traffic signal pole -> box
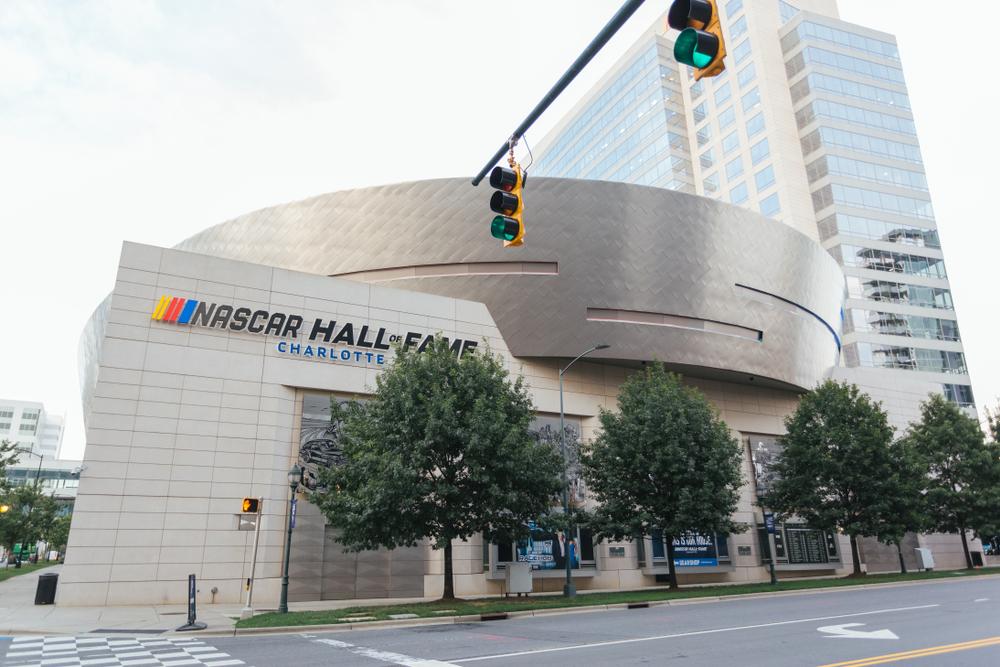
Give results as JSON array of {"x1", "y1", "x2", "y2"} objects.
[{"x1": 471, "y1": 0, "x2": 647, "y2": 186}]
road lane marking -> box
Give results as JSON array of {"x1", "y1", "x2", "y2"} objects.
[
  {"x1": 974, "y1": 598, "x2": 988, "y2": 602},
  {"x1": 314, "y1": 637, "x2": 460, "y2": 666},
  {"x1": 451, "y1": 604, "x2": 939, "y2": 662},
  {"x1": 817, "y1": 623, "x2": 898, "y2": 640},
  {"x1": 817, "y1": 635, "x2": 1000, "y2": 666}
]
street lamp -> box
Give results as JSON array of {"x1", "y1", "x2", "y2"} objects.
[
  {"x1": 559, "y1": 343, "x2": 610, "y2": 597},
  {"x1": 14, "y1": 448, "x2": 44, "y2": 563},
  {"x1": 278, "y1": 464, "x2": 303, "y2": 613}
]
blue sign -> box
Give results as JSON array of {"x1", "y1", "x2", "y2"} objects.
[
  {"x1": 290, "y1": 498, "x2": 298, "y2": 529},
  {"x1": 764, "y1": 512, "x2": 776, "y2": 534}
]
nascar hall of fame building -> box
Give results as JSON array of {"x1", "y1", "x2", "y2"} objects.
[{"x1": 66, "y1": 178, "x2": 979, "y2": 607}]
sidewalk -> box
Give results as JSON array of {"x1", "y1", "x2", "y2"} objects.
[{"x1": 0, "y1": 566, "x2": 431, "y2": 637}]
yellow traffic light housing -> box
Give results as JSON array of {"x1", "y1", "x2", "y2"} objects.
[
  {"x1": 241, "y1": 497, "x2": 261, "y2": 513},
  {"x1": 668, "y1": 0, "x2": 727, "y2": 80},
  {"x1": 489, "y1": 164, "x2": 525, "y2": 247}
]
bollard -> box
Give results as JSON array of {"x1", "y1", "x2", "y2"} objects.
[{"x1": 176, "y1": 573, "x2": 207, "y2": 631}]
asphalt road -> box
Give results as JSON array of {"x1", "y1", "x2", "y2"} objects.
[{"x1": 3, "y1": 576, "x2": 999, "y2": 666}]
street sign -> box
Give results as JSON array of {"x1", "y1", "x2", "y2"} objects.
[
  {"x1": 764, "y1": 512, "x2": 776, "y2": 534},
  {"x1": 290, "y1": 498, "x2": 298, "y2": 529}
]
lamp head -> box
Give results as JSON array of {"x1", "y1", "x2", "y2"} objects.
[
  {"x1": 288, "y1": 464, "x2": 303, "y2": 490},
  {"x1": 595, "y1": 344, "x2": 611, "y2": 351}
]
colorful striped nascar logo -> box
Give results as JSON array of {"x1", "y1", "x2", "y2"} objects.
[{"x1": 151, "y1": 295, "x2": 200, "y2": 324}]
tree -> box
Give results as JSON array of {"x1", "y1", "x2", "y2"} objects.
[
  {"x1": 904, "y1": 394, "x2": 1000, "y2": 569},
  {"x1": 766, "y1": 380, "x2": 896, "y2": 577},
  {"x1": 45, "y1": 513, "x2": 73, "y2": 557},
  {"x1": 582, "y1": 363, "x2": 744, "y2": 590},
  {"x1": 311, "y1": 338, "x2": 564, "y2": 599},
  {"x1": 875, "y1": 438, "x2": 927, "y2": 574},
  {"x1": 0, "y1": 439, "x2": 18, "y2": 489},
  {"x1": 0, "y1": 482, "x2": 59, "y2": 558}
]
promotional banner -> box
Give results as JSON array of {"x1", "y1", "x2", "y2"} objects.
[{"x1": 516, "y1": 528, "x2": 581, "y2": 570}]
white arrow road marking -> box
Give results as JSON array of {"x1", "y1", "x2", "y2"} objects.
[
  {"x1": 314, "y1": 637, "x2": 460, "y2": 666},
  {"x1": 818, "y1": 623, "x2": 899, "y2": 640}
]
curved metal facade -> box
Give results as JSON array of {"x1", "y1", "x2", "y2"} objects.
[{"x1": 176, "y1": 178, "x2": 844, "y2": 390}]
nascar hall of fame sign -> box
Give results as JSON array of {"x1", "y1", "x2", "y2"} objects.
[{"x1": 150, "y1": 294, "x2": 479, "y2": 366}]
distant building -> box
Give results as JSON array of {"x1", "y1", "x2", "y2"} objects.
[
  {"x1": 0, "y1": 399, "x2": 66, "y2": 459},
  {"x1": 5, "y1": 457, "x2": 82, "y2": 504},
  {"x1": 532, "y1": 0, "x2": 974, "y2": 431}
]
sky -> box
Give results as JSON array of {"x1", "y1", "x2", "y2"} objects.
[{"x1": 1, "y1": 0, "x2": 997, "y2": 460}]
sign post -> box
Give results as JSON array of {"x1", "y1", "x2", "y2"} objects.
[
  {"x1": 764, "y1": 512, "x2": 778, "y2": 585},
  {"x1": 176, "y1": 574, "x2": 207, "y2": 631},
  {"x1": 240, "y1": 497, "x2": 263, "y2": 620}
]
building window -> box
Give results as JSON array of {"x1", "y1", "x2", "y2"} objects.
[
  {"x1": 690, "y1": 79, "x2": 704, "y2": 100},
  {"x1": 693, "y1": 101, "x2": 708, "y2": 124},
  {"x1": 726, "y1": 156, "x2": 744, "y2": 181},
  {"x1": 817, "y1": 214, "x2": 940, "y2": 248},
  {"x1": 726, "y1": 0, "x2": 743, "y2": 18},
  {"x1": 697, "y1": 124, "x2": 712, "y2": 147},
  {"x1": 0, "y1": 422, "x2": 10, "y2": 432},
  {"x1": 741, "y1": 87, "x2": 761, "y2": 112},
  {"x1": 846, "y1": 276, "x2": 954, "y2": 310},
  {"x1": 700, "y1": 148, "x2": 715, "y2": 169},
  {"x1": 714, "y1": 81, "x2": 732, "y2": 106},
  {"x1": 0, "y1": 409, "x2": 13, "y2": 419},
  {"x1": 738, "y1": 62, "x2": 756, "y2": 89},
  {"x1": 834, "y1": 244, "x2": 947, "y2": 279},
  {"x1": 755, "y1": 165, "x2": 776, "y2": 192},
  {"x1": 760, "y1": 193, "x2": 781, "y2": 217},
  {"x1": 19, "y1": 423, "x2": 37, "y2": 434},
  {"x1": 703, "y1": 172, "x2": 720, "y2": 194},
  {"x1": 750, "y1": 138, "x2": 769, "y2": 166},
  {"x1": 846, "y1": 343, "x2": 967, "y2": 374},
  {"x1": 746, "y1": 112, "x2": 765, "y2": 138},
  {"x1": 730, "y1": 182, "x2": 749, "y2": 204},
  {"x1": 722, "y1": 130, "x2": 739, "y2": 155},
  {"x1": 943, "y1": 384, "x2": 975, "y2": 408},
  {"x1": 730, "y1": 16, "x2": 748, "y2": 40},
  {"x1": 779, "y1": 0, "x2": 799, "y2": 24},
  {"x1": 733, "y1": 39, "x2": 752, "y2": 65},
  {"x1": 718, "y1": 106, "x2": 736, "y2": 130}
]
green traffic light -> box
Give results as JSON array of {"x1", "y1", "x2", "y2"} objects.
[
  {"x1": 674, "y1": 28, "x2": 717, "y2": 68},
  {"x1": 491, "y1": 215, "x2": 520, "y2": 241}
]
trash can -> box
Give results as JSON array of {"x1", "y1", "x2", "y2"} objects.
[{"x1": 34, "y1": 572, "x2": 58, "y2": 605}]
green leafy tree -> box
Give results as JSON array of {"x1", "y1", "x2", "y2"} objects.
[
  {"x1": 876, "y1": 438, "x2": 927, "y2": 573},
  {"x1": 0, "y1": 482, "x2": 59, "y2": 558},
  {"x1": 582, "y1": 363, "x2": 744, "y2": 590},
  {"x1": 904, "y1": 394, "x2": 1000, "y2": 568},
  {"x1": 766, "y1": 380, "x2": 895, "y2": 577},
  {"x1": 0, "y1": 439, "x2": 18, "y2": 489},
  {"x1": 45, "y1": 513, "x2": 73, "y2": 557},
  {"x1": 312, "y1": 338, "x2": 564, "y2": 599}
]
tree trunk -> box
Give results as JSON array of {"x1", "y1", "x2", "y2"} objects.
[
  {"x1": 849, "y1": 534, "x2": 864, "y2": 577},
  {"x1": 897, "y1": 543, "x2": 907, "y2": 574},
  {"x1": 959, "y1": 526, "x2": 973, "y2": 570},
  {"x1": 442, "y1": 539, "x2": 455, "y2": 600},
  {"x1": 664, "y1": 534, "x2": 679, "y2": 590}
]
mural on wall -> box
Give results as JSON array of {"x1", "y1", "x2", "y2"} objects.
[
  {"x1": 748, "y1": 434, "x2": 784, "y2": 499},
  {"x1": 297, "y1": 393, "x2": 358, "y2": 491},
  {"x1": 529, "y1": 415, "x2": 584, "y2": 505}
]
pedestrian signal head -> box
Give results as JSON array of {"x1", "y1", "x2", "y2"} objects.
[{"x1": 241, "y1": 498, "x2": 260, "y2": 513}]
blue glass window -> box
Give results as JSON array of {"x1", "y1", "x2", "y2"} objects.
[
  {"x1": 715, "y1": 82, "x2": 732, "y2": 106},
  {"x1": 750, "y1": 138, "x2": 769, "y2": 165},
  {"x1": 722, "y1": 130, "x2": 740, "y2": 155},
  {"x1": 742, "y1": 87, "x2": 761, "y2": 112},
  {"x1": 760, "y1": 193, "x2": 781, "y2": 217},
  {"x1": 726, "y1": 156, "x2": 744, "y2": 180},
  {"x1": 755, "y1": 165, "x2": 776, "y2": 191},
  {"x1": 718, "y1": 106, "x2": 736, "y2": 130},
  {"x1": 730, "y1": 182, "x2": 749, "y2": 204},
  {"x1": 703, "y1": 172, "x2": 720, "y2": 194},
  {"x1": 746, "y1": 112, "x2": 765, "y2": 138},
  {"x1": 726, "y1": 0, "x2": 743, "y2": 17},
  {"x1": 738, "y1": 63, "x2": 756, "y2": 89},
  {"x1": 733, "y1": 39, "x2": 752, "y2": 64}
]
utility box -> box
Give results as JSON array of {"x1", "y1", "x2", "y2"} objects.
[
  {"x1": 504, "y1": 562, "x2": 533, "y2": 596},
  {"x1": 915, "y1": 548, "x2": 935, "y2": 571}
]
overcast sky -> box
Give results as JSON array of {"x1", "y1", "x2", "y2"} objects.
[{"x1": 2, "y1": 1, "x2": 996, "y2": 460}]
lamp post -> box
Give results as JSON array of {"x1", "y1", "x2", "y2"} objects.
[
  {"x1": 559, "y1": 343, "x2": 610, "y2": 597},
  {"x1": 278, "y1": 464, "x2": 303, "y2": 614},
  {"x1": 14, "y1": 448, "x2": 43, "y2": 563}
]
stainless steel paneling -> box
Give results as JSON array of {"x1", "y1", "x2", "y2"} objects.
[{"x1": 177, "y1": 178, "x2": 844, "y2": 390}]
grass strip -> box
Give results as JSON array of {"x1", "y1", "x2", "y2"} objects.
[
  {"x1": 237, "y1": 567, "x2": 1000, "y2": 628},
  {"x1": 0, "y1": 560, "x2": 58, "y2": 583}
]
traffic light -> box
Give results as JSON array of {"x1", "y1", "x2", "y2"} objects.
[
  {"x1": 241, "y1": 498, "x2": 260, "y2": 513},
  {"x1": 668, "y1": 0, "x2": 726, "y2": 80},
  {"x1": 489, "y1": 164, "x2": 525, "y2": 247}
]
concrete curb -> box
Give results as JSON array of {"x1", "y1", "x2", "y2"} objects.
[{"x1": 225, "y1": 572, "x2": 1000, "y2": 637}]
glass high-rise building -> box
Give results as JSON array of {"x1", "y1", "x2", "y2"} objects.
[{"x1": 534, "y1": 0, "x2": 973, "y2": 429}]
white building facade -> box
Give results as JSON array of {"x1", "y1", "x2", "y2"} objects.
[{"x1": 0, "y1": 399, "x2": 65, "y2": 459}]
